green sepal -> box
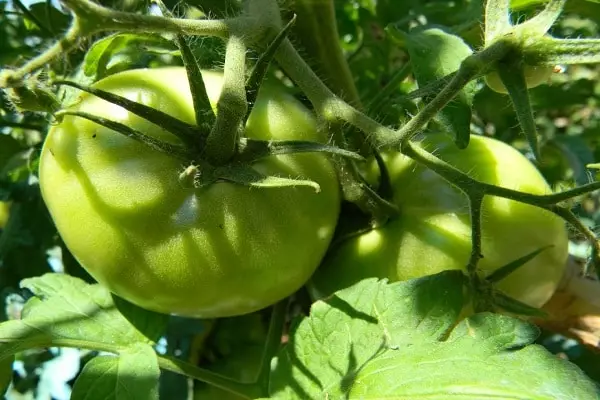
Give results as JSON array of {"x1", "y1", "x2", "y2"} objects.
[
  {"x1": 484, "y1": 0, "x2": 511, "y2": 46},
  {"x1": 514, "y1": 0, "x2": 566, "y2": 37},
  {"x1": 6, "y1": 83, "x2": 60, "y2": 113},
  {"x1": 245, "y1": 15, "x2": 296, "y2": 120},
  {"x1": 485, "y1": 245, "x2": 553, "y2": 283},
  {"x1": 493, "y1": 291, "x2": 548, "y2": 318},
  {"x1": 56, "y1": 111, "x2": 193, "y2": 161},
  {"x1": 524, "y1": 38, "x2": 600, "y2": 66},
  {"x1": 496, "y1": 61, "x2": 540, "y2": 160},
  {"x1": 53, "y1": 80, "x2": 204, "y2": 146},
  {"x1": 151, "y1": 0, "x2": 216, "y2": 132},
  {"x1": 197, "y1": 163, "x2": 321, "y2": 192},
  {"x1": 235, "y1": 138, "x2": 364, "y2": 163}
]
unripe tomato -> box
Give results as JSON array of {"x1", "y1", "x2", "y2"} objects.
[
  {"x1": 310, "y1": 135, "x2": 568, "y2": 309},
  {"x1": 485, "y1": 65, "x2": 554, "y2": 94},
  {"x1": 39, "y1": 67, "x2": 340, "y2": 318}
]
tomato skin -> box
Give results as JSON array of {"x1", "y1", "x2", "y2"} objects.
[
  {"x1": 485, "y1": 65, "x2": 554, "y2": 94},
  {"x1": 310, "y1": 135, "x2": 568, "y2": 308},
  {"x1": 39, "y1": 67, "x2": 340, "y2": 318}
]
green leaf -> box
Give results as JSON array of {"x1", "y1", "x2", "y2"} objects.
[
  {"x1": 550, "y1": 135, "x2": 596, "y2": 186},
  {"x1": 269, "y1": 272, "x2": 466, "y2": 398},
  {"x1": 83, "y1": 33, "x2": 177, "y2": 80},
  {"x1": 70, "y1": 343, "x2": 160, "y2": 400},
  {"x1": 349, "y1": 313, "x2": 593, "y2": 398},
  {"x1": 268, "y1": 275, "x2": 598, "y2": 399},
  {"x1": 21, "y1": 1, "x2": 70, "y2": 37},
  {"x1": 402, "y1": 26, "x2": 476, "y2": 149},
  {"x1": 0, "y1": 274, "x2": 168, "y2": 360}
]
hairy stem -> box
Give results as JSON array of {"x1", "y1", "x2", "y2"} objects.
[
  {"x1": 158, "y1": 355, "x2": 263, "y2": 399},
  {"x1": 288, "y1": 0, "x2": 361, "y2": 106},
  {"x1": 204, "y1": 35, "x2": 248, "y2": 164}
]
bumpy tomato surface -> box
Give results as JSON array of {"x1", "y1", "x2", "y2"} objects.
[
  {"x1": 310, "y1": 135, "x2": 568, "y2": 308},
  {"x1": 39, "y1": 67, "x2": 340, "y2": 318}
]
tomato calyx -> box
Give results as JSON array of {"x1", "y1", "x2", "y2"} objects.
[
  {"x1": 54, "y1": 79, "x2": 207, "y2": 149},
  {"x1": 53, "y1": 76, "x2": 361, "y2": 192}
]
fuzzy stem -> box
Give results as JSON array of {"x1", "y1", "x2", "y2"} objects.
[
  {"x1": 204, "y1": 35, "x2": 248, "y2": 165},
  {"x1": 288, "y1": 0, "x2": 361, "y2": 106},
  {"x1": 274, "y1": 38, "x2": 395, "y2": 147}
]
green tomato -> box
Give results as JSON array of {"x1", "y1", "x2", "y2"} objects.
[
  {"x1": 310, "y1": 134, "x2": 568, "y2": 309},
  {"x1": 485, "y1": 65, "x2": 554, "y2": 94},
  {"x1": 39, "y1": 67, "x2": 340, "y2": 318}
]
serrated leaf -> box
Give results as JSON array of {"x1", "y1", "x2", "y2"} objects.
[
  {"x1": 348, "y1": 313, "x2": 594, "y2": 399},
  {"x1": 269, "y1": 276, "x2": 598, "y2": 399},
  {"x1": 0, "y1": 274, "x2": 168, "y2": 361},
  {"x1": 269, "y1": 272, "x2": 466, "y2": 398},
  {"x1": 402, "y1": 26, "x2": 476, "y2": 148},
  {"x1": 71, "y1": 343, "x2": 159, "y2": 400}
]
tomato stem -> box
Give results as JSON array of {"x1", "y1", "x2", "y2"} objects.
[
  {"x1": 256, "y1": 300, "x2": 288, "y2": 391},
  {"x1": 287, "y1": 0, "x2": 362, "y2": 107},
  {"x1": 204, "y1": 35, "x2": 247, "y2": 165},
  {"x1": 157, "y1": 355, "x2": 264, "y2": 399}
]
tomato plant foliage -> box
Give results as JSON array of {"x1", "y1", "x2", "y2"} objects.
[{"x1": 2, "y1": 0, "x2": 600, "y2": 399}]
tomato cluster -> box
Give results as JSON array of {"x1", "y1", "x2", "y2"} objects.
[{"x1": 39, "y1": 67, "x2": 568, "y2": 318}]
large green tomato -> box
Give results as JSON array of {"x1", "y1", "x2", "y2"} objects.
[
  {"x1": 39, "y1": 67, "x2": 340, "y2": 318},
  {"x1": 310, "y1": 135, "x2": 568, "y2": 308}
]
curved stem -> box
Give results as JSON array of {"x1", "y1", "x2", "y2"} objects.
[
  {"x1": 0, "y1": 20, "x2": 81, "y2": 87},
  {"x1": 366, "y1": 62, "x2": 412, "y2": 114},
  {"x1": 61, "y1": 0, "x2": 233, "y2": 37},
  {"x1": 275, "y1": 39, "x2": 395, "y2": 148},
  {"x1": 256, "y1": 300, "x2": 288, "y2": 389},
  {"x1": 157, "y1": 355, "x2": 263, "y2": 399},
  {"x1": 289, "y1": 0, "x2": 361, "y2": 106}
]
